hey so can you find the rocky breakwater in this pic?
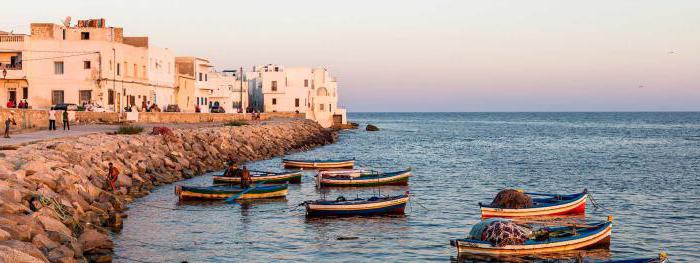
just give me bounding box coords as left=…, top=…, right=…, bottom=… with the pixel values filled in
left=0, top=119, right=336, bottom=262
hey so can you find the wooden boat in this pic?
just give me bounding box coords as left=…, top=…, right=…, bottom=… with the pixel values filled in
left=480, top=190, right=588, bottom=218
left=450, top=218, right=612, bottom=256
left=601, top=252, right=667, bottom=263
left=212, top=170, right=302, bottom=184
left=304, top=193, right=409, bottom=217
left=316, top=168, right=412, bottom=187
left=282, top=158, right=355, bottom=169
left=175, top=184, right=288, bottom=201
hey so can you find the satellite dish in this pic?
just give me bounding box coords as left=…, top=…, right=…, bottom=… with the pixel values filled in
left=62, top=16, right=72, bottom=27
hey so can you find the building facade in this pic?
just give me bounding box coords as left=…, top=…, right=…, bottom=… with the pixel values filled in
left=248, top=64, right=346, bottom=127
left=0, top=18, right=176, bottom=111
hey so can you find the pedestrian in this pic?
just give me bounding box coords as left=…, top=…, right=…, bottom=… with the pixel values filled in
left=6, top=99, right=15, bottom=108
left=4, top=115, right=16, bottom=138
left=48, top=107, right=57, bottom=130
left=62, top=109, right=70, bottom=130
left=17, top=100, right=25, bottom=109
left=240, top=166, right=252, bottom=189
left=107, top=162, right=120, bottom=192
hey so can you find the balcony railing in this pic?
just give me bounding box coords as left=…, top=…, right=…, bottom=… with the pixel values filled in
left=1, top=64, right=22, bottom=70
left=0, top=35, right=27, bottom=43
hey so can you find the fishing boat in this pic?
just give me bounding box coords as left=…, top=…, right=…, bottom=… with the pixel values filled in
left=450, top=217, right=612, bottom=256
left=175, top=184, right=288, bottom=201
left=303, top=193, right=409, bottom=217
left=282, top=158, right=355, bottom=169
left=601, top=252, right=668, bottom=263
left=316, top=168, right=412, bottom=187
left=212, top=170, right=302, bottom=184
left=480, top=190, right=588, bottom=218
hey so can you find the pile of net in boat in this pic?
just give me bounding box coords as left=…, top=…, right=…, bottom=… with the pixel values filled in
left=490, top=189, right=533, bottom=209
left=469, top=218, right=534, bottom=247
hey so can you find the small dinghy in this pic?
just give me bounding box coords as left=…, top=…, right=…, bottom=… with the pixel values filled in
left=479, top=189, right=588, bottom=218
left=175, top=184, right=288, bottom=201
left=316, top=168, right=412, bottom=187
left=212, top=170, right=302, bottom=184
left=450, top=217, right=612, bottom=256
left=282, top=158, right=355, bottom=169
left=303, top=193, right=409, bottom=217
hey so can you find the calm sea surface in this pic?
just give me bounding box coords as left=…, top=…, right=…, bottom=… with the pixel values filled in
left=113, top=112, right=700, bottom=262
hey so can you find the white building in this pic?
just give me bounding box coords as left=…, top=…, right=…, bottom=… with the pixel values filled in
left=248, top=64, right=346, bottom=127
left=0, top=18, right=176, bottom=111
left=174, top=57, right=246, bottom=113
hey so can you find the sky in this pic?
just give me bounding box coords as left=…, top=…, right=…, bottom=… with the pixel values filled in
left=2, top=0, right=699, bottom=112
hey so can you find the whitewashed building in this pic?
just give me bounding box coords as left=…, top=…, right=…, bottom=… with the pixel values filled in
left=248, top=64, right=347, bottom=128
left=0, top=18, right=176, bottom=111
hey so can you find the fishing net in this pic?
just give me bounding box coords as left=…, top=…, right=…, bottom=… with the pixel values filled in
left=482, top=220, right=533, bottom=247
left=490, top=189, right=533, bottom=209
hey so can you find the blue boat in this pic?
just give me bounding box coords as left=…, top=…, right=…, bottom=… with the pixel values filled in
left=303, top=193, right=409, bottom=217
left=599, top=252, right=668, bottom=263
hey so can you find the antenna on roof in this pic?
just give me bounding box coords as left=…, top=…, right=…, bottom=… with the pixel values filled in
left=62, top=16, right=72, bottom=28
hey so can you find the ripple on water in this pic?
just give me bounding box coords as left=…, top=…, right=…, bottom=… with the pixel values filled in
left=113, top=113, right=700, bottom=262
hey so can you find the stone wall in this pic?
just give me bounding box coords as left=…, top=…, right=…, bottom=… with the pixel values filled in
left=0, top=119, right=336, bottom=262
left=0, top=108, right=305, bottom=132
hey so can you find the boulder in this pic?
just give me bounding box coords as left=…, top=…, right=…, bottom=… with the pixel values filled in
left=47, top=245, right=75, bottom=263
left=32, top=233, right=59, bottom=251
left=0, top=228, right=10, bottom=241
left=365, top=124, right=380, bottom=131
left=78, top=229, right=113, bottom=253
left=36, top=215, right=72, bottom=239
left=0, top=240, right=49, bottom=263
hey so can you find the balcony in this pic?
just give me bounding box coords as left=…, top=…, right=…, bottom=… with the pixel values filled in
left=1, top=66, right=26, bottom=79
left=0, top=35, right=28, bottom=50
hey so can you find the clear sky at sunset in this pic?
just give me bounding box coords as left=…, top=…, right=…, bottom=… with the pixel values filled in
left=2, top=0, right=698, bottom=112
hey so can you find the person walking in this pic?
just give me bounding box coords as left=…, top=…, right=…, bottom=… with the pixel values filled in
left=48, top=107, right=57, bottom=130
left=62, top=109, right=70, bottom=130
left=107, top=163, right=120, bottom=192
left=4, top=116, right=16, bottom=138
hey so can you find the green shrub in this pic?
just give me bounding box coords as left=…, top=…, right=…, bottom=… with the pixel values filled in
left=116, top=125, right=144, bottom=135
left=224, top=120, right=249, bottom=127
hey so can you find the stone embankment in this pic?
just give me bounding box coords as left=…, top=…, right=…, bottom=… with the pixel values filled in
left=0, top=119, right=336, bottom=262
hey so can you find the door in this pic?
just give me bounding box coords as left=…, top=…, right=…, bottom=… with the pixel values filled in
left=8, top=90, right=16, bottom=104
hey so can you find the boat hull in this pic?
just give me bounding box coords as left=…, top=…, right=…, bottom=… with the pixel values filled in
left=212, top=172, right=302, bottom=184
left=451, top=221, right=612, bottom=256
left=306, top=196, right=409, bottom=217
left=282, top=159, right=355, bottom=169
left=481, top=192, right=587, bottom=218
left=318, top=170, right=412, bottom=187
left=175, top=184, right=288, bottom=201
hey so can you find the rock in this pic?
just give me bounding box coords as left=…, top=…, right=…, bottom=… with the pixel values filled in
left=47, top=245, right=75, bottom=263
left=0, top=240, right=49, bottom=263
left=36, top=215, right=72, bottom=239
left=365, top=124, right=380, bottom=131
left=0, top=228, right=10, bottom=241
left=32, top=233, right=59, bottom=251
left=78, top=229, right=113, bottom=253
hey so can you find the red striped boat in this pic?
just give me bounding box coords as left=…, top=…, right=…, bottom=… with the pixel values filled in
left=480, top=190, right=588, bottom=218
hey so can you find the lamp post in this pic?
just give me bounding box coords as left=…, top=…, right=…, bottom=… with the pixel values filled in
left=2, top=69, right=6, bottom=107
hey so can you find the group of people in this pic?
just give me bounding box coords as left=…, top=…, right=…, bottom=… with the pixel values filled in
left=6, top=99, right=29, bottom=109
left=48, top=107, right=70, bottom=131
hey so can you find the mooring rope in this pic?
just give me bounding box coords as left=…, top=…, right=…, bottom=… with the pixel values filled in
left=588, top=192, right=613, bottom=212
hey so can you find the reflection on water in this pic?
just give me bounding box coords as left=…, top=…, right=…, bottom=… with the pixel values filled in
left=114, top=113, right=700, bottom=262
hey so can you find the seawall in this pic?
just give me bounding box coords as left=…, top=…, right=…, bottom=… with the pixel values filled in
left=0, top=119, right=336, bottom=262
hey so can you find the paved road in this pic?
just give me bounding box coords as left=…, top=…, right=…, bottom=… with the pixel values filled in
left=0, top=125, right=120, bottom=147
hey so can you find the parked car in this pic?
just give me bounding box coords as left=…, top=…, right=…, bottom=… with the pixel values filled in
left=210, top=106, right=225, bottom=113
left=164, top=104, right=181, bottom=112
left=52, top=103, right=78, bottom=111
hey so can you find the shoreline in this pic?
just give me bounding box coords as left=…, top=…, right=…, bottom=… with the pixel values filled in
left=0, top=119, right=336, bottom=262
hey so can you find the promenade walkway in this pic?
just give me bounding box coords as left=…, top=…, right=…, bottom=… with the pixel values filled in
left=0, top=125, right=119, bottom=147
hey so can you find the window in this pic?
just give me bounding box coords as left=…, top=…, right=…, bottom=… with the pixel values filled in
left=117, top=63, right=121, bottom=76
left=79, top=90, right=92, bottom=104
left=22, top=87, right=28, bottom=100
left=54, top=62, right=64, bottom=75
left=108, top=90, right=115, bottom=105
left=271, top=81, right=277, bottom=91
left=62, top=29, right=66, bottom=40
left=84, top=61, right=91, bottom=69
left=142, top=65, right=146, bottom=78
left=295, top=98, right=300, bottom=107
left=320, top=104, right=324, bottom=111
left=329, top=104, right=332, bottom=112
left=52, top=90, right=64, bottom=105
left=304, top=79, right=309, bottom=87
left=124, top=62, right=128, bottom=76
left=133, top=64, right=138, bottom=78
left=109, top=60, right=113, bottom=71
left=80, top=32, right=90, bottom=40
left=272, top=98, right=277, bottom=105
left=199, top=73, right=202, bottom=81
left=205, top=74, right=208, bottom=81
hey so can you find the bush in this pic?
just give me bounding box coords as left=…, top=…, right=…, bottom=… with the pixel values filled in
left=116, top=125, right=144, bottom=135
left=224, top=120, right=249, bottom=127
left=150, top=126, right=174, bottom=136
